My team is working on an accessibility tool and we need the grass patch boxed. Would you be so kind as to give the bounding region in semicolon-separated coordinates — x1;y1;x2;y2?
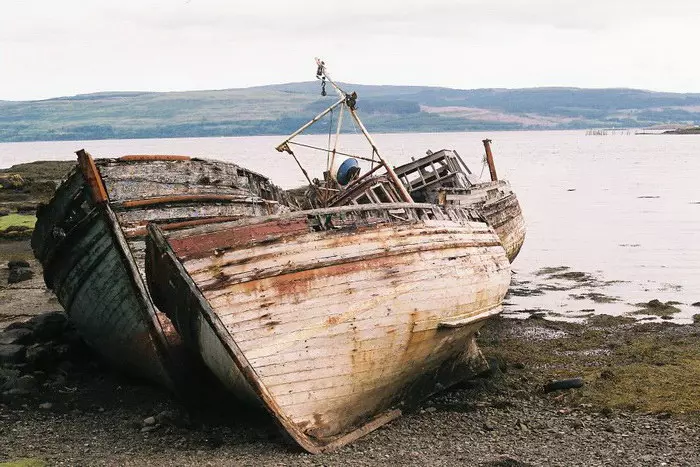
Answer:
0;214;36;232
0;459;47;467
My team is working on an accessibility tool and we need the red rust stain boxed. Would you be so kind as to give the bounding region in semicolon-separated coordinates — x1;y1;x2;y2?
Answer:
170;218;309;259
326;315;341;326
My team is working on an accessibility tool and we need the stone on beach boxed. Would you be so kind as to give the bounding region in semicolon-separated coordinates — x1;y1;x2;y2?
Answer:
0;344;26;364
0;328;33;345
8;266;34;284
27;312;67;341
7;259;31;269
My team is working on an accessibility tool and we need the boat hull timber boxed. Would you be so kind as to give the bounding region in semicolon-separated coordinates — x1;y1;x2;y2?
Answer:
145;203;511;451
393;149;525;262
31;153;288;391
439;180;526;262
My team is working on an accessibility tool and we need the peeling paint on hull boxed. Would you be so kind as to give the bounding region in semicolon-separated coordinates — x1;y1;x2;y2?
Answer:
146;206;511;451
31;154;288;391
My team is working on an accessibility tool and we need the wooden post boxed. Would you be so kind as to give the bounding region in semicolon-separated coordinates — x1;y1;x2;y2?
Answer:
348;108;414;203
76;149;109;204
482;139;498;181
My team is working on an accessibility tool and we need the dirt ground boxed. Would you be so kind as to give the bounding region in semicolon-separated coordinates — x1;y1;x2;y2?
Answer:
1;314;699;467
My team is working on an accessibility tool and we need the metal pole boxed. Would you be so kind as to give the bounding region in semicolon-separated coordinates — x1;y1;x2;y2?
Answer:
348;108;414;203
482;139;498;181
276;96;346;152
328;104;345;174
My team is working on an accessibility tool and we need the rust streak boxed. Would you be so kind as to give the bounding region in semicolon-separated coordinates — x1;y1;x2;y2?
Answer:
171;218;310;259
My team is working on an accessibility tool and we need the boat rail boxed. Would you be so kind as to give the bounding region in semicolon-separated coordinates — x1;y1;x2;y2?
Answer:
163;202;486;239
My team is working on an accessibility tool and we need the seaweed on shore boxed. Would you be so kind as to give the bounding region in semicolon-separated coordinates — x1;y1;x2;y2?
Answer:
480;317;700;416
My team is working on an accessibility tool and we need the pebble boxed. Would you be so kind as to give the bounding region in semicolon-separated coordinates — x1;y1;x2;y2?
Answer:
39;402;53;410
571;419;584;430
3;388;30;396
28;312;67;341
0;344;26;364
7;259;30;269
0;328;33;345
25;343;52;367
156;409;179;425
8;267;34;284
15;374;38;392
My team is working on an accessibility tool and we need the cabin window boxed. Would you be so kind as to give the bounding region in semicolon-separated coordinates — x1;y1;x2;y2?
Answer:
433;161;449;178
355;194;372;205
372;186;392;203
406;172;423;188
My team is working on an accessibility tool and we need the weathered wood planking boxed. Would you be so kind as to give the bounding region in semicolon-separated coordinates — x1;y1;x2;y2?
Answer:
393;149;526;263
32;153;289;391
96;158;285;203
146;207;511;452
444;184;526;262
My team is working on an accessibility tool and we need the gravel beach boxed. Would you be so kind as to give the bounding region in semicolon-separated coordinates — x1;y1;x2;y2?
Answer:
2;303;699;466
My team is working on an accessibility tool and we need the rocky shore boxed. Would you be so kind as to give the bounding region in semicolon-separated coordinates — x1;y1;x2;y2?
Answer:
0;161;74;241
1;302;699;466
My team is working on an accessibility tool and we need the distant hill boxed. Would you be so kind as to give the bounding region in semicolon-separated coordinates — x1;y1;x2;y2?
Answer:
2;82;700;142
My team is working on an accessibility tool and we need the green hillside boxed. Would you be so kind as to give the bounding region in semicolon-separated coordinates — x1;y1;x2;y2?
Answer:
2;82;700;142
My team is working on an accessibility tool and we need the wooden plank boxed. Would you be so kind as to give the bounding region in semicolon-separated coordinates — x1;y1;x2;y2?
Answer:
117;194;256;209
124;216;251;239
76;149;108;204
119;155;191;161
170;218;310;259
114;202;275;228
185;225;501;290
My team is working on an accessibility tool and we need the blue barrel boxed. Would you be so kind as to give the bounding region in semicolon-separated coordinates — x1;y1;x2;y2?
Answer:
336;158;361;185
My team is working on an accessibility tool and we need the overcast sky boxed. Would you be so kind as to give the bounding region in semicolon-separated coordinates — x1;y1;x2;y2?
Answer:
1;0;699;101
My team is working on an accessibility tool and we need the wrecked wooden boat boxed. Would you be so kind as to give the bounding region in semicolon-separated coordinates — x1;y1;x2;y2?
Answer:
31;151;287;391
393;142;526;262
144;59;511;451
146;203;511;452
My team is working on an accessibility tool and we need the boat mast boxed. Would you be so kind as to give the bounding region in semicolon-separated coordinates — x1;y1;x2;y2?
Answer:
276;59;413;204
482;139;498;181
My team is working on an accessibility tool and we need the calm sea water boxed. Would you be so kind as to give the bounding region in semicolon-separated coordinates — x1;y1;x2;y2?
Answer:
1;131;698;323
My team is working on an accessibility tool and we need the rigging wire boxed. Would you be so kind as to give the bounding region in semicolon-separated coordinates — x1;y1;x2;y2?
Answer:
479;152;487;179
